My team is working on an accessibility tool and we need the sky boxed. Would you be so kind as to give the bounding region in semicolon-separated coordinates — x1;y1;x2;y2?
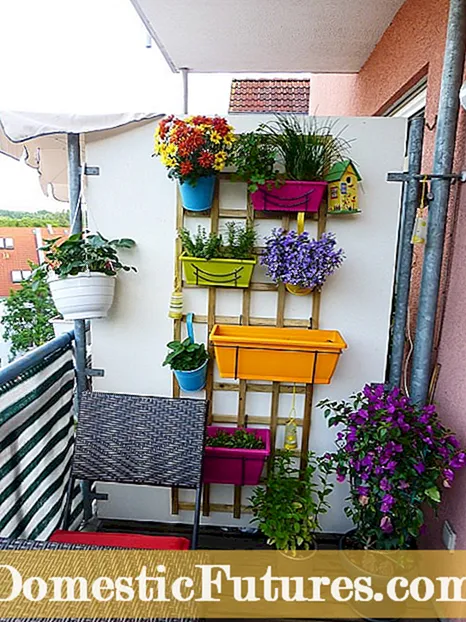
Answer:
0;0;306;213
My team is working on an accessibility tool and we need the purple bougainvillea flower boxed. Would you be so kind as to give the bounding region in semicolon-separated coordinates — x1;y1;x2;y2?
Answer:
380;516;393;533
381;493;395;513
451;452;466;469
380;477;391;491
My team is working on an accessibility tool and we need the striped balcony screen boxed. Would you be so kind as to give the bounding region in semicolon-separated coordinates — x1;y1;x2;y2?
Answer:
0;343;83;540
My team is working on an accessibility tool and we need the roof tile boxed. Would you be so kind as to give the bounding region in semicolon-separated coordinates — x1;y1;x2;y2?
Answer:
228;78;310;114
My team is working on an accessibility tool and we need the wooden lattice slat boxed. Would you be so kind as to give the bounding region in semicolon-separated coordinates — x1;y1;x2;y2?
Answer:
171;176;327;517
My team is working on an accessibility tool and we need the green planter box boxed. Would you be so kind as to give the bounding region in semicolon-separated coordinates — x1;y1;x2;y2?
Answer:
181;253;256;288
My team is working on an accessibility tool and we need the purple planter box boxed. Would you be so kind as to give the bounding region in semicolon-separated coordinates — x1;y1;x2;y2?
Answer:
203;426;271;486
251;180;327;213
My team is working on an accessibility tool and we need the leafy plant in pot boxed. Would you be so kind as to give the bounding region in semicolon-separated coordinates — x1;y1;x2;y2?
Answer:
320;384;465;616
179;221;257;288
203;427;270;485
233;115;350;213
260;229;345;295
34;232;136;320
163;338;209;393
153;115;236;212
250;450;333;555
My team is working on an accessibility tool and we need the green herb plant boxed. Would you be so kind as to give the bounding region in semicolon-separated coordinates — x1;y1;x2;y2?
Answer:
231;132;278;192
206;428;265;450
35;231;137;279
179;222;256;260
250;450;333;551
162;338;209;372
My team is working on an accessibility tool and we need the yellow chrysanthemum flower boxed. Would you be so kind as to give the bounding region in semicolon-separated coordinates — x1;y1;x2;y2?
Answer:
223;134;236;146
210;131;222;144
165;143;177;156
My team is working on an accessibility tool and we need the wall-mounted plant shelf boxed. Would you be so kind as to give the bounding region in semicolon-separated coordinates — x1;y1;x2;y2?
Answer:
181;254;256;288
203;426;270;485
210;325;347;384
251;180;327;213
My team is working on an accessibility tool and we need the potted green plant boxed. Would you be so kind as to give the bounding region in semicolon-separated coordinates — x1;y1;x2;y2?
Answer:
233;116;349;213
153;115;236;212
162;337;209;393
203;427;271;485
250;450;333;554
35;232;136;320
231;132;278;192
179;221;257;288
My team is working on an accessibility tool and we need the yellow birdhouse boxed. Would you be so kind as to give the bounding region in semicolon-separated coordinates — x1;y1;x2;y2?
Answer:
326;160;362;214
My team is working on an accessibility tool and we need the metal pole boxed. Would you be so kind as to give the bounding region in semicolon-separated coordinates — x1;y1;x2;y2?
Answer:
410;0;466;403
389;117;424;388
181;67;189;114
67;133;86;401
67;133;93;522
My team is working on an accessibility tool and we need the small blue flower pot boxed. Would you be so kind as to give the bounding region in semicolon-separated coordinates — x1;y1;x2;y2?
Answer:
174;360;208;392
179;176;216;211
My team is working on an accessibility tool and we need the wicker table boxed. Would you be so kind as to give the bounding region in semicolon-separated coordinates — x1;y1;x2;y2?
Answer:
0;537;197;622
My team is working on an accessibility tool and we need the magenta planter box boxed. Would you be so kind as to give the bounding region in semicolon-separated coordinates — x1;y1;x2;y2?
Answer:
251;180;327;213
203;426;271;485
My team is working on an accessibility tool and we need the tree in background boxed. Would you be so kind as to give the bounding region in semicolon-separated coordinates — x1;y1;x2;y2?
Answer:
2;264;57;358
0;209;69;227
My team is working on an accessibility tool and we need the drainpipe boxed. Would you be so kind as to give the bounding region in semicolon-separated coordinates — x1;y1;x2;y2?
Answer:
410;0;466;404
389;117;424;388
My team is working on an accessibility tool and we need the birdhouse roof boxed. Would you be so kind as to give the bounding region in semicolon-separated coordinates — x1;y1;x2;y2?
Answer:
326;159;362;182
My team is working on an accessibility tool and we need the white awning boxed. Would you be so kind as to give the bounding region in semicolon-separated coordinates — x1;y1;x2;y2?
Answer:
0;112;163;202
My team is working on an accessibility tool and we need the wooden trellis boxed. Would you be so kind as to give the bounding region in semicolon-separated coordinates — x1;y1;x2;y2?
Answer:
171;173;327;519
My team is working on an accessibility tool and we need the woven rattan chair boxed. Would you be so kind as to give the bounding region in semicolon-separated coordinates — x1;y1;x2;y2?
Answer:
50;391;208;550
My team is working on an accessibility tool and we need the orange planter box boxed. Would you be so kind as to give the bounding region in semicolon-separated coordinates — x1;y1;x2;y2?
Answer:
209;325;347;384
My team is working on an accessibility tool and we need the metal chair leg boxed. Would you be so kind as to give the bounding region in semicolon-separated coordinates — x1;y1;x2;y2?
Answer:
191;486;202;550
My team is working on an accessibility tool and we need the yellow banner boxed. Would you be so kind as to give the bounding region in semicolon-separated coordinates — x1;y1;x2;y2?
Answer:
1;550;466;619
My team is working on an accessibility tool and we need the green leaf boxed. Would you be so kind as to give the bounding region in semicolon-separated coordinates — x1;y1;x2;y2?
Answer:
425;487;441;503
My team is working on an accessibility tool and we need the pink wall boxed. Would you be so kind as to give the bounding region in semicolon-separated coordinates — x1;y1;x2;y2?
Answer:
312;0;466;548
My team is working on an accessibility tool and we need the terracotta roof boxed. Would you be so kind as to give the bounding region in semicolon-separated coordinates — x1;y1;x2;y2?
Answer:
229;79;310;114
0;227;68;297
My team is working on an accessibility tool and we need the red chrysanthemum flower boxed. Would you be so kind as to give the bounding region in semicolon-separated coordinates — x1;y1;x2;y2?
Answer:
198;151;214;168
180;161;193;176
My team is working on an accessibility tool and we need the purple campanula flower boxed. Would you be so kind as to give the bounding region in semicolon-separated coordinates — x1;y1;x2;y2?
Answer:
260;229;345;290
414;462;425;474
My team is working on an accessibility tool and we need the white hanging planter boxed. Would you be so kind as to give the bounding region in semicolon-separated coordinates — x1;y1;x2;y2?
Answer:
48;272;116;320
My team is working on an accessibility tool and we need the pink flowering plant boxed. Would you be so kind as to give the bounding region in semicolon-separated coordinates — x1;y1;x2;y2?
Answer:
320;384;465;550
260;229;345;290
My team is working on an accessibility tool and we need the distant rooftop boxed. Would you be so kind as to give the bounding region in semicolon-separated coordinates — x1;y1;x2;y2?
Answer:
229;78;310;114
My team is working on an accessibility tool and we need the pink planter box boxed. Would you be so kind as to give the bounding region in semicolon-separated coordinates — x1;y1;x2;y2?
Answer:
203;426;271;485
251;180;327;213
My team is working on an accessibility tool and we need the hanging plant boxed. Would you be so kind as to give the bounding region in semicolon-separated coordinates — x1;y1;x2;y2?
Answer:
260;229;345;291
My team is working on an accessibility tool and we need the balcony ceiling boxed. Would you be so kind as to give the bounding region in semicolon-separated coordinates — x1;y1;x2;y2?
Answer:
130;0;405;73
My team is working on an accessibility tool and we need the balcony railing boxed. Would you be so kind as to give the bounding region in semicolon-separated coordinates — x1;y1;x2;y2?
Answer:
0;332;84;540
